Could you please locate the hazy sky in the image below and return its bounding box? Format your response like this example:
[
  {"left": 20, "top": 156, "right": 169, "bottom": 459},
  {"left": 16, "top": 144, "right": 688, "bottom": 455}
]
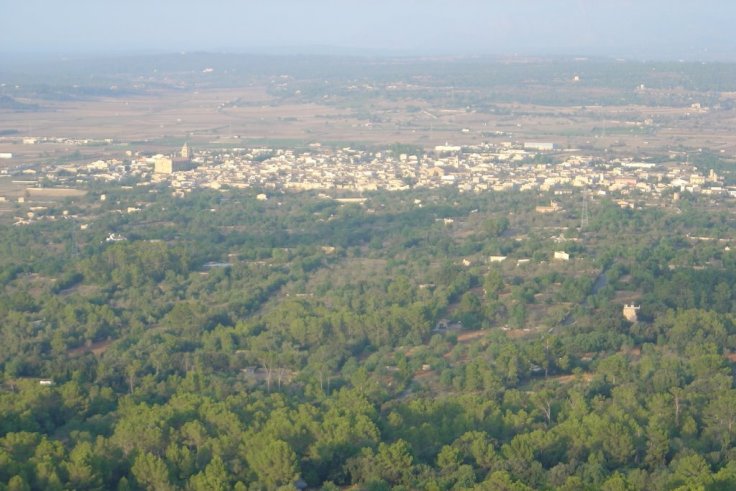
[{"left": 2, "top": 0, "right": 734, "bottom": 59}]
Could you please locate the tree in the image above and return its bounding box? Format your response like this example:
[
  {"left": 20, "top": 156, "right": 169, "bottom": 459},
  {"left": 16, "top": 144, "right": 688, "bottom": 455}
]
[
  {"left": 275, "top": 342, "right": 300, "bottom": 390},
  {"left": 713, "top": 281, "right": 732, "bottom": 313},
  {"left": 374, "top": 440, "right": 414, "bottom": 485},
  {"left": 596, "top": 353, "right": 630, "bottom": 386},
  {"left": 600, "top": 420, "right": 637, "bottom": 467},
  {"left": 669, "top": 453, "right": 714, "bottom": 490},
  {"left": 131, "top": 452, "right": 174, "bottom": 491},
  {"left": 453, "top": 431, "right": 497, "bottom": 471},
  {"left": 187, "top": 456, "right": 229, "bottom": 491},
  {"left": 530, "top": 388, "right": 556, "bottom": 427},
  {"left": 7, "top": 475, "right": 31, "bottom": 491},
  {"left": 484, "top": 267, "right": 504, "bottom": 299},
  {"left": 704, "top": 390, "right": 736, "bottom": 451},
  {"left": 644, "top": 425, "right": 670, "bottom": 470},
  {"left": 601, "top": 472, "right": 628, "bottom": 491},
  {"left": 509, "top": 303, "right": 527, "bottom": 329},
  {"left": 249, "top": 331, "right": 281, "bottom": 392},
  {"left": 479, "top": 470, "right": 534, "bottom": 491},
  {"left": 307, "top": 345, "right": 343, "bottom": 394},
  {"left": 66, "top": 441, "right": 103, "bottom": 490},
  {"left": 457, "top": 292, "right": 483, "bottom": 329},
  {"left": 245, "top": 439, "right": 299, "bottom": 489},
  {"left": 528, "top": 337, "right": 564, "bottom": 378}
]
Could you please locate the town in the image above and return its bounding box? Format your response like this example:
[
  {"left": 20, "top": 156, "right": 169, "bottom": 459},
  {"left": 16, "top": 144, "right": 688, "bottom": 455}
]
[{"left": 1, "top": 139, "right": 727, "bottom": 212}]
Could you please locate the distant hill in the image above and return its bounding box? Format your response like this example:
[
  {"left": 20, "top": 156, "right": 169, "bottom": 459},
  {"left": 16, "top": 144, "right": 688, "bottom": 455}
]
[{"left": 0, "top": 95, "right": 40, "bottom": 111}]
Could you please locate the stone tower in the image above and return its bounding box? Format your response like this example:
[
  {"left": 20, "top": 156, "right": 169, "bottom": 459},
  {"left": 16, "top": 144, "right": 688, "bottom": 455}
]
[{"left": 623, "top": 304, "right": 640, "bottom": 322}]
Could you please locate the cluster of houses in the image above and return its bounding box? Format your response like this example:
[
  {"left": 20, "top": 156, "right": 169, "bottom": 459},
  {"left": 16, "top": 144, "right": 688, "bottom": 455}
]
[
  {"left": 4, "top": 141, "right": 730, "bottom": 205},
  {"left": 44, "top": 141, "right": 721, "bottom": 198}
]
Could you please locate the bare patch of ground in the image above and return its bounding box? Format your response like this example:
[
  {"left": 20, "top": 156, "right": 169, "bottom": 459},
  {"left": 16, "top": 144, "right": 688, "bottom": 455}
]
[{"left": 68, "top": 339, "right": 115, "bottom": 358}]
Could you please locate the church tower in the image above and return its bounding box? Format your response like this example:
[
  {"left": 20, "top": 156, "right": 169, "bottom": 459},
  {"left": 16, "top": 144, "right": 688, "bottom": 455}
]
[{"left": 180, "top": 142, "right": 190, "bottom": 160}]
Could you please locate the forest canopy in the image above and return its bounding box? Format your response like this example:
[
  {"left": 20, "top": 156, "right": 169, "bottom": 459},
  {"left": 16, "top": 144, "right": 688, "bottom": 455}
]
[{"left": 2, "top": 184, "right": 736, "bottom": 490}]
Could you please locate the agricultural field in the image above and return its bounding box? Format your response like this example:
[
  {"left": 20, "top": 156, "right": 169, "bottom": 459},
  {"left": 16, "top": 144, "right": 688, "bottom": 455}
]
[{"left": 4, "top": 56, "right": 736, "bottom": 169}]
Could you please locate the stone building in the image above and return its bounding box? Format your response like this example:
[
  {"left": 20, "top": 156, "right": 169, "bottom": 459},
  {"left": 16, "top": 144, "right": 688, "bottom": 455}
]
[
  {"left": 623, "top": 304, "right": 640, "bottom": 322},
  {"left": 155, "top": 143, "right": 195, "bottom": 174}
]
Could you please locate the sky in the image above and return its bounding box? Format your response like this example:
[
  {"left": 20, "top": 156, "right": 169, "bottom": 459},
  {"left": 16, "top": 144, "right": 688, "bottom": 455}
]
[{"left": 2, "top": 0, "right": 735, "bottom": 60}]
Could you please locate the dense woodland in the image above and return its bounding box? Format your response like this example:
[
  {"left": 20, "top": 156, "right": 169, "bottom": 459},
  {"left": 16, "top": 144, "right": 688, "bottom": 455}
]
[{"left": 3, "top": 183, "right": 736, "bottom": 490}]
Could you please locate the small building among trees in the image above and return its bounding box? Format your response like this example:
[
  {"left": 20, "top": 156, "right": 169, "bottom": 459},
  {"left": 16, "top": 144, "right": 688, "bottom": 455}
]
[{"left": 623, "top": 304, "right": 640, "bottom": 322}]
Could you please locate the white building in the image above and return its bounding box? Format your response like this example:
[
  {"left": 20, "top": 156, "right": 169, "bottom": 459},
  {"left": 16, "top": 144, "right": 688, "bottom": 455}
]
[
  {"left": 524, "top": 142, "right": 556, "bottom": 151},
  {"left": 553, "top": 251, "right": 570, "bottom": 261}
]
